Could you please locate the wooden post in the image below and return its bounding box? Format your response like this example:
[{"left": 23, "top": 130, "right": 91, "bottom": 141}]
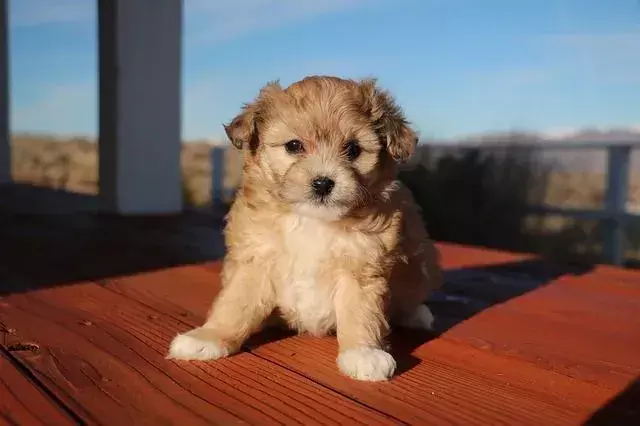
[
  {"left": 98, "top": 0, "right": 183, "bottom": 214},
  {"left": 603, "top": 145, "right": 631, "bottom": 265},
  {"left": 0, "top": 0, "right": 9, "bottom": 184}
]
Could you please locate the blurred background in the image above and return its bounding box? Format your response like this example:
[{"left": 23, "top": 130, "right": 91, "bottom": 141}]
[{"left": 6, "top": 0, "right": 640, "bottom": 266}]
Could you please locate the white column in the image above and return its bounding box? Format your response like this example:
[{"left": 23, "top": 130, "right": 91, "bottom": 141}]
[
  {"left": 98, "top": 0, "right": 183, "bottom": 214},
  {"left": 0, "top": 0, "right": 9, "bottom": 184}
]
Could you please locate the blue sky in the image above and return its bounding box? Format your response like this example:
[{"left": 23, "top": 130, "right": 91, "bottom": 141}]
[{"left": 8, "top": 0, "right": 640, "bottom": 141}]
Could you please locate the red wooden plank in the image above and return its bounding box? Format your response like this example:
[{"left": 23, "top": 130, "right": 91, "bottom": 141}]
[
  {"left": 0, "top": 282, "right": 397, "bottom": 425},
  {"left": 435, "top": 242, "right": 536, "bottom": 269},
  {"left": 250, "top": 334, "right": 599, "bottom": 425},
  {"left": 102, "top": 255, "right": 640, "bottom": 425},
  {"left": 442, "top": 275, "right": 640, "bottom": 391},
  {"left": 0, "top": 350, "right": 75, "bottom": 426}
]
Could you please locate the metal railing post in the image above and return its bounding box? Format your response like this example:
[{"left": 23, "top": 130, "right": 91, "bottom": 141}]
[
  {"left": 603, "top": 145, "right": 631, "bottom": 265},
  {"left": 210, "top": 146, "right": 225, "bottom": 206}
]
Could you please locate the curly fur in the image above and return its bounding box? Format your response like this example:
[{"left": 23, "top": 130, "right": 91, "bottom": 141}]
[{"left": 168, "top": 76, "right": 443, "bottom": 381}]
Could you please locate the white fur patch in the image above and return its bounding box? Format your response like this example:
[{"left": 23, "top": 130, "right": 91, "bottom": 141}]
[
  {"left": 166, "top": 331, "right": 230, "bottom": 361},
  {"left": 337, "top": 348, "right": 397, "bottom": 381},
  {"left": 397, "top": 304, "right": 435, "bottom": 330},
  {"left": 279, "top": 215, "right": 338, "bottom": 335},
  {"left": 293, "top": 203, "right": 346, "bottom": 222}
]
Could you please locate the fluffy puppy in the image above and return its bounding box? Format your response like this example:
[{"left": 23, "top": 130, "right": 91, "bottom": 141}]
[{"left": 168, "top": 76, "right": 443, "bottom": 381}]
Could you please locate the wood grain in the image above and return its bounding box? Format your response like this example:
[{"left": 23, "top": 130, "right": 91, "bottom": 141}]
[
  {"left": 1, "top": 282, "right": 398, "bottom": 426},
  {"left": 103, "top": 251, "right": 640, "bottom": 425},
  {"left": 251, "top": 333, "right": 609, "bottom": 425},
  {"left": 442, "top": 276, "right": 640, "bottom": 390},
  {"left": 105, "top": 263, "right": 219, "bottom": 322},
  {"left": 3, "top": 240, "right": 639, "bottom": 425},
  {"left": 0, "top": 350, "right": 75, "bottom": 426}
]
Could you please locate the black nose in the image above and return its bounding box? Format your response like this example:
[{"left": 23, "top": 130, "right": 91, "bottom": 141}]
[{"left": 311, "top": 176, "right": 335, "bottom": 197}]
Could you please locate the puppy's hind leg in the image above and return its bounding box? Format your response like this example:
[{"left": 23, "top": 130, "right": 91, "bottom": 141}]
[
  {"left": 392, "top": 304, "right": 435, "bottom": 331},
  {"left": 167, "top": 263, "right": 274, "bottom": 361}
]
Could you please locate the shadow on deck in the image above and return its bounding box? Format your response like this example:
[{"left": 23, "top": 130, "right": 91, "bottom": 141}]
[
  {"left": 2, "top": 183, "right": 639, "bottom": 424},
  {"left": 0, "top": 183, "right": 227, "bottom": 294},
  {"left": 1, "top": 183, "right": 595, "bottom": 322},
  {"left": 585, "top": 378, "right": 640, "bottom": 425}
]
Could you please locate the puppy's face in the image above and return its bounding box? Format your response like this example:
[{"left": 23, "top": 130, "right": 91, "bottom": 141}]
[{"left": 225, "top": 76, "right": 417, "bottom": 220}]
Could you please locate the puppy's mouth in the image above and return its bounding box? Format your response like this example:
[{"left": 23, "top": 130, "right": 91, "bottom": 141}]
[
  {"left": 279, "top": 172, "right": 367, "bottom": 221},
  {"left": 293, "top": 200, "right": 348, "bottom": 221},
  {"left": 285, "top": 179, "right": 349, "bottom": 220},
  {"left": 310, "top": 191, "right": 334, "bottom": 206}
]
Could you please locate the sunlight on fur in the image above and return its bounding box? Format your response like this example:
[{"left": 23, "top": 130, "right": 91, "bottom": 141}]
[{"left": 167, "top": 75, "right": 443, "bottom": 381}]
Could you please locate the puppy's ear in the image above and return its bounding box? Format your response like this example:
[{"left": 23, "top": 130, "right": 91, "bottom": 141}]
[
  {"left": 360, "top": 78, "right": 417, "bottom": 162},
  {"left": 223, "top": 104, "right": 257, "bottom": 150},
  {"left": 223, "top": 81, "right": 282, "bottom": 150}
]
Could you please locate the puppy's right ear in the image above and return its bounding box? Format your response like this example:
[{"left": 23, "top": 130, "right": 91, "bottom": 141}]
[
  {"left": 223, "top": 80, "right": 282, "bottom": 150},
  {"left": 223, "top": 105, "right": 257, "bottom": 150}
]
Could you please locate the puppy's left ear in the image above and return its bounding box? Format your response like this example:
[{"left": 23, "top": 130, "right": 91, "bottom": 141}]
[{"left": 360, "top": 78, "right": 418, "bottom": 162}]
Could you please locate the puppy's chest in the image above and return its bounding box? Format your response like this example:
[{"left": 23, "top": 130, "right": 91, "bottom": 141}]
[
  {"left": 283, "top": 218, "right": 334, "bottom": 273},
  {"left": 276, "top": 216, "right": 344, "bottom": 333}
]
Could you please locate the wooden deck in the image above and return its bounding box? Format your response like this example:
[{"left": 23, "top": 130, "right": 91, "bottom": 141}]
[{"left": 1, "top": 205, "right": 639, "bottom": 425}]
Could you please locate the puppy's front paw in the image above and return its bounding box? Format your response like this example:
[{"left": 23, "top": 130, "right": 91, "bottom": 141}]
[
  {"left": 166, "top": 327, "right": 231, "bottom": 361},
  {"left": 337, "top": 348, "right": 396, "bottom": 381}
]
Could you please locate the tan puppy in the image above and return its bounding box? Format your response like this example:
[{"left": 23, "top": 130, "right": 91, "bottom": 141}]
[{"left": 168, "top": 76, "right": 443, "bottom": 381}]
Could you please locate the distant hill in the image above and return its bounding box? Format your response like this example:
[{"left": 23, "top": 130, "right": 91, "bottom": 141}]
[{"left": 422, "top": 127, "right": 640, "bottom": 173}]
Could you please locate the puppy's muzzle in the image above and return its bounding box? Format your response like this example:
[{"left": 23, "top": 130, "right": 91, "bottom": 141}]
[{"left": 311, "top": 176, "right": 335, "bottom": 198}]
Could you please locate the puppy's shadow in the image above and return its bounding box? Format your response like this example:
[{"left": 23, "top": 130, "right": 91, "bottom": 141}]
[
  {"left": 241, "top": 257, "right": 592, "bottom": 377},
  {"left": 243, "top": 322, "right": 431, "bottom": 375},
  {"left": 389, "top": 327, "right": 436, "bottom": 375},
  {"left": 244, "top": 326, "right": 296, "bottom": 349},
  {"left": 391, "top": 257, "right": 593, "bottom": 376}
]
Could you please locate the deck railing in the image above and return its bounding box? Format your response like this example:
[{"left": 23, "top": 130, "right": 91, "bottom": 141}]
[{"left": 210, "top": 141, "right": 639, "bottom": 265}]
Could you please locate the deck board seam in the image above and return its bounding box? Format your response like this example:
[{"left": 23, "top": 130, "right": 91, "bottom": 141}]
[
  {"left": 248, "top": 349, "right": 410, "bottom": 425},
  {"left": 99, "top": 281, "right": 402, "bottom": 424},
  {"left": 0, "top": 346, "right": 85, "bottom": 425},
  {"left": 96, "top": 281, "right": 198, "bottom": 329}
]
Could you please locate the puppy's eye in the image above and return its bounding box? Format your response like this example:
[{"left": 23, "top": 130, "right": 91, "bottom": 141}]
[
  {"left": 285, "top": 140, "right": 304, "bottom": 154},
  {"left": 344, "top": 140, "right": 361, "bottom": 161}
]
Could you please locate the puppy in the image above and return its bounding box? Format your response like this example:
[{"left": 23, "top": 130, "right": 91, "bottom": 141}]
[{"left": 168, "top": 76, "right": 443, "bottom": 381}]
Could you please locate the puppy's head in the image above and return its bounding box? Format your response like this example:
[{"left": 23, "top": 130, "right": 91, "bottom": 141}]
[{"left": 224, "top": 76, "right": 417, "bottom": 220}]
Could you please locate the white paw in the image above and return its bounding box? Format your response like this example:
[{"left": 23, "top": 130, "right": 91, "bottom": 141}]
[
  {"left": 397, "top": 304, "right": 435, "bottom": 330},
  {"left": 166, "top": 329, "right": 230, "bottom": 361},
  {"left": 337, "top": 348, "right": 396, "bottom": 381}
]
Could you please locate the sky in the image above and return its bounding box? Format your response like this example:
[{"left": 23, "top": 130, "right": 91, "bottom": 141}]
[{"left": 8, "top": 0, "right": 640, "bottom": 142}]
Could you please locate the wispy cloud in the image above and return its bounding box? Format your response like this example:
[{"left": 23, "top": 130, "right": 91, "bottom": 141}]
[
  {"left": 10, "top": 0, "right": 374, "bottom": 44},
  {"left": 11, "top": 77, "right": 226, "bottom": 140},
  {"left": 12, "top": 81, "right": 96, "bottom": 135},
  {"left": 471, "top": 66, "right": 553, "bottom": 88},
  {"left": 185, "top": 0, "right": 372, "bottom": 45},
  {"left": 547, "top": 32, "right": 640, "bottom": 55},
  {"left": 9, "top": 0, "right": 94, "bottom": 27},
  {"left": 181, "top": 74, "right": 232, "bottom": 140},
  {"left": 540, "top": 32, "right": 640, "bottom": 84}
]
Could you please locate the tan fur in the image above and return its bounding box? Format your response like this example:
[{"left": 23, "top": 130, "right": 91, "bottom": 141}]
[{"left": 168, "top": 76, "right": 443, "bottom": 381}]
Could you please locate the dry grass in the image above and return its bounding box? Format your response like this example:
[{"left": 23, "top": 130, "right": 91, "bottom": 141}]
[
  {"left": 12, "top": 134, "right": 640, "bottom": 209},
  {"left": 11, "top": 134, "right": 243, "bottom": 206},
  {"left": 400, "top": 146, "right": 640, "bottom": 264},
  {"left": 9, "top": 134, "right": 640, "bottom": 264}
]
